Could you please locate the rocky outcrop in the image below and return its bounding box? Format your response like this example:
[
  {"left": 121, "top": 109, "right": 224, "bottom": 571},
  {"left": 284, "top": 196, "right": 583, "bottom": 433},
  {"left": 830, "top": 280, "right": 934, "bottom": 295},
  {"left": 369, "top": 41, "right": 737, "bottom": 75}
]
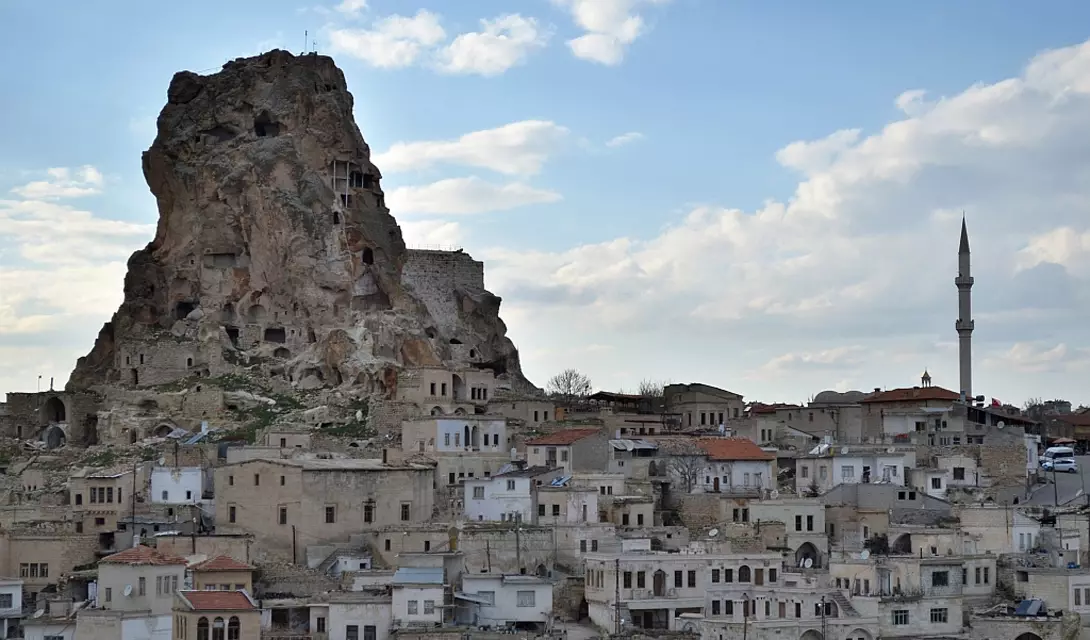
[{"left": 67, "top": 50, "right": 531, "bottom": 399}]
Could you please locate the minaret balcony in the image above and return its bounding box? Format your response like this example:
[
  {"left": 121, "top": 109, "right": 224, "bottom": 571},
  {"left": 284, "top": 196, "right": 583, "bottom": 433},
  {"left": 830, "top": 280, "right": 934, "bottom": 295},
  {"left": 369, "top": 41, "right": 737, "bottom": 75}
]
[
  {"left": 955, "top": 319, "right": 975, "bottom": 332},
  {"left": 954, "top": 275, "right": 974, "bottom": 286}
]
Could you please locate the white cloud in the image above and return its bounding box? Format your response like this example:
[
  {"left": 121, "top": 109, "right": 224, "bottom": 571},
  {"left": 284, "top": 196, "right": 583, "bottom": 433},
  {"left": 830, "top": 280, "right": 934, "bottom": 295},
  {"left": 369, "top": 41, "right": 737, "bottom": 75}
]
[
  {"left": 387, "top": 177, "right": 561, "bottom": 215},
  {"left": 437, "top": 15, "right": 550, "bottom": 77},
  {"left": 328, "top": 10, "right": 445, "bottom": 69},
  {"left": 483, "top": 38, "right": 1090, "bottom": 402},
  {"left": 750, "top": 346, "right": 868, "bottom": 379},
  {"left": 373, "top": 120, "right": 570, "bottom": 176},
  {"left": 605, "top": 131, "right": 645, "bottom": 148},
  {"left": 553, "top": 0, "right": 669, "bottom": 65},
  {"left": 400, "top": 220, "right": 464, "bottom": 248},
  {"left": 334, "top": 0, "right": 367, "bottom": 18},
  {"left": 10, "top": 166, "right": 105, "bottom": 200},
  {"left": 983, "top": 342, "right": 1090, "bottom": 374}
]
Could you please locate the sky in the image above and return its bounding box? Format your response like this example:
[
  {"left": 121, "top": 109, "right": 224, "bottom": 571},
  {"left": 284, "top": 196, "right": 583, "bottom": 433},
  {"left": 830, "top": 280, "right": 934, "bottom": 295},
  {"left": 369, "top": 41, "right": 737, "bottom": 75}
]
[{"left": 2, "top": 1, "right": 1090, "bottom": 406}]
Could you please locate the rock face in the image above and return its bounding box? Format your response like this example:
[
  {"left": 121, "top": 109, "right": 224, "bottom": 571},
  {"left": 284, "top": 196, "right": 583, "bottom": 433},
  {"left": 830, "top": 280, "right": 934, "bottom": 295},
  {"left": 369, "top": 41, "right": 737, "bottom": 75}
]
[{"left": 68, "top": 50, "right": 530, "bottom": 398}]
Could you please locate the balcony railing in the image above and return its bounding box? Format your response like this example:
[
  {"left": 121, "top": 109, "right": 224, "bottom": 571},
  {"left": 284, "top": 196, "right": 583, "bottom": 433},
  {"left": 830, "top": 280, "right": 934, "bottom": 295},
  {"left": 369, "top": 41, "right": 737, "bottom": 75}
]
[{"left": 261, "top": 626, "right": 327, "bottom": 640}]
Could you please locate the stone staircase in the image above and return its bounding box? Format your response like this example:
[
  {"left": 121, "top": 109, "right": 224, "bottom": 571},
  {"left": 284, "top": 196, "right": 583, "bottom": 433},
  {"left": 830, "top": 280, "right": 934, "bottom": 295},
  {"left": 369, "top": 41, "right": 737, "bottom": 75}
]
[{"left": 829, "top": 591, "right": 859, "bottom": 617}]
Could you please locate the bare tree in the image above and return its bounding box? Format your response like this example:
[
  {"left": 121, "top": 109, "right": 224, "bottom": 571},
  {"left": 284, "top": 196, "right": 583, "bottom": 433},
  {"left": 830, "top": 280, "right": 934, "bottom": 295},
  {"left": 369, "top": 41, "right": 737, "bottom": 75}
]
[
  {"left": 547, "top": 369, "right": 593, "bottom": 407},
  {"left": 667, "top": 455, "right": 705, "bottom": 493},
  {"left": 638, "top": 379, "right": 670, "bottom": 399}
]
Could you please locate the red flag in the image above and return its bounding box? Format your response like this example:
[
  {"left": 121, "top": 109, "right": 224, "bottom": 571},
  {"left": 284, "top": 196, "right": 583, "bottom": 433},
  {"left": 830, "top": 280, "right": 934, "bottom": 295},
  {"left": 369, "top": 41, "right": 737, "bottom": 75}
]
[{"left": 991, "top": 398, "right": 1001, "bottom": 407}]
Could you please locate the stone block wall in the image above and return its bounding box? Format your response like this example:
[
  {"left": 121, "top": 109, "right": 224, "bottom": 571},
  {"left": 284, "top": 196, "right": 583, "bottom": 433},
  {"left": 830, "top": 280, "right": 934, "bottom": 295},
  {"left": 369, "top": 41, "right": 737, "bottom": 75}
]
[{"left": 401, "top": 249, "right": 484, "bottom": 335}]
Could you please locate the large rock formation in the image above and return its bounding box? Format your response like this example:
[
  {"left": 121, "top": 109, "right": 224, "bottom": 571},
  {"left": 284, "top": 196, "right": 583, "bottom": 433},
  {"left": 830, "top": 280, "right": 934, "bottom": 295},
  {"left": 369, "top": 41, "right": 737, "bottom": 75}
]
[{"left": 68, "top": 50, "right": 529, "bottom": 401}]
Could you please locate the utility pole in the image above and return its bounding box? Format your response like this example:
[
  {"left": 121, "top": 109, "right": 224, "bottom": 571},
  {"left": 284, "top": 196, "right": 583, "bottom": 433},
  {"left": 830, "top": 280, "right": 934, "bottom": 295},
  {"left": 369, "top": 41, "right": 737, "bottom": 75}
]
[
  {"left": 131, "top": 460, "right": 137, "bottom": 545},
  {"left": 515, "top": 513, "right": 522, "bottom": 574},
  {"left": 486, "top": 540, "right": 492, "bottom": 573},
  {"left": 614, "top": 558, "right": 621, "bottom": 636}
]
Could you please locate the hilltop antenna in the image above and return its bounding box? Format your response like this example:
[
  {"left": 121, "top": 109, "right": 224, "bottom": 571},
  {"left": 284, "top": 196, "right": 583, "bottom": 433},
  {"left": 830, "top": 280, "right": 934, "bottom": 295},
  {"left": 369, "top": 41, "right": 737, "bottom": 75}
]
[{"left": 304, "top": 30, "right": 308, "bottom": 54}]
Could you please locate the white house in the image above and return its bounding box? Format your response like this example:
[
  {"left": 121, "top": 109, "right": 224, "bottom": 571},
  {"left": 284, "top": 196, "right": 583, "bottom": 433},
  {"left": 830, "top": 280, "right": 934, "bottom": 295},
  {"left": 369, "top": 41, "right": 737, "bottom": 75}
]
[
  {"left": 694, "top": 438, "right": 775, "bottom": 495},
  {"left": 150, "top": 467, "right": 203, "bottom": 504},
  {"left": 464, "top": 466, "right": 560, "bottom": 523},
  {"left": 22, "top": 619, "right": 75, "bottom": 640},
  {"left": 456, "top": 574, "right": 552, "bottom": 631},
  {"left": 796, "top": 444, "right": 915, "bottom": 494},
  {"left": 434, "top": 418, "right": 507, "bottom": 452},
  {"left": 326, "top": 592, "right": 392, "bottom": 640},
  {"left": 392, "top": 567, "right": 445, "bottom": 627},
  {"left": 0, "top": 579, "right": 22, "bottom": 640}
]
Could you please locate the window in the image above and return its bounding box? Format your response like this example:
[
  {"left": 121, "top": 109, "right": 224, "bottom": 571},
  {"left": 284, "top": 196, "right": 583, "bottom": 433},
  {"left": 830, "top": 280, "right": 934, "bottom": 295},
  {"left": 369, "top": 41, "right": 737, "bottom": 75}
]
[
  {"left": 953, "top": 467, "right": 965, "bottom": 480},
  {"left": 363, "top": 625, "right": 376, "bottom": 640},
  {"left": 517, "top": 591, "right": 536, "bottom": 607},
  {"left": 325, "top": 506, "right": 336, "bottom": 523},
  {"left": 591, "top": 540, "right": 598, "bottom": 551},
  {"left": 561, "top": 450, "right": 569, "bottom": 462},
  {"left": 105, "top": 587, "right": 112, "bottom": 602},
  {"left": 228, "top": 475, "right": 234, "bottom": 486},
  {"left": 806, "top": 515, "right": 814, "bottom": 531},
  {"left": 95, "top": 517, "right": 105, "bottom": 526},
  {"left": 75, "top": 493, "right": 82, "bottom": 505},
  {"left": 107, "top": 487, "right": 114, "bottom": 502},
  {"left": 769, "top": 568, "right": 777, "bottom": 582},
  {"left": 424, "top": 600, "right": 435, "bottom": 614},
  {"left": 622, "top": 514, "right": 629, "bottom": 526},
  {"left": 724, "top": 568, "right": 733, "bottom": 582},
  {"left": 430, "top": 382, "right": 436, "bottom": 396},
  {"left": 983, "top": 567, "right": 990, "bottom": 584},
  {"left": 841, "top": 466, "right": 854, "bottom": 479},
  {"left": 441, "top": 383, "right": 447, "bottom": 396},
  {"left": 538, "top": 504, "right": 546, "bottom": 516},
  {"left": 139, "top": 576, "right": 146, "bottom": 596},
  {"left": 801, "top": 466, "right": 809, "bottom": 478},
  {"left": 346, "top": 626, "right": 359, "bottom": 640},
  {"left": 623, "top": 572, "right": 632, "bottom": 588},
  {"left": 279, "top": 476, "right": 285, "bottom": 486},
  {"left": 254, "top": 474, "right": 260, "bottom": 486},
  {"left": 712, "top": 569, "right": 720, "bottom": 583},
  {"left": 506, "top": 480, "right": 516, "bottom": 491},
  {"left": 279, "top": 507, "right": 287, "bottom": 525},
  {"left": 553, "top": 505, "right": 561, "bottom": 516},
  {"left": 674, "top": 570, "right": 683, "bottom": 587},
  {"left": 726, "top": 601, "right": 734, "bottom": 615},
  {"left": 930, "top": 608, "right": 948, "bottom": 623},
  {"left": 401, "top": 502, "right": 411, "bottom": 521},
  {"left": 162, "top": 490, "right": 170, "bottom": 500},
  {"left": 931, "top": 477, "right": 942, "bottom": 489},
  {"left": 712, "top": 600, "right": 721, "bottom": 615},
  {"left": 229, "top": 506, "right": 237, "bottom": 523},
  {"left": 795, "top": 515, "right": 802, "bottom": 531},
  {"left": 364, "top": 502, "right": 374, "bottom": 523},
  {"left": 385, "top": 539, "right": 391, "bottom": 551},
  {"left": 407, "top": 600, "right": 418, "bottom": 615},
  {"left": 470, "top": 486, "right": 485, "bottom": 499},
  {"left": 738, "top": 566, "right": 751, "bottom": 582},
  {"left": 580, "top": 540, "right": 587, "bottom": 552},
  {"left": 932, "top": 571, "right": 949, "bottom": 587},
  {"left": 637, "top": 572, "right": 646, "bottom": 588},
  {"left": 893, "top": 610, "right": 910, "bottom": 625},
  {"left": 687, "top": 570, "right": 696, "bottom": 588}
]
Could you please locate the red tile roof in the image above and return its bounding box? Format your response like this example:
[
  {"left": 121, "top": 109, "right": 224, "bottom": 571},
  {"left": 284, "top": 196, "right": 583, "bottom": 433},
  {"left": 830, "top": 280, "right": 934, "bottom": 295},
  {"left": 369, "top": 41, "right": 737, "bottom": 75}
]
[
  {"left": 100, "top": 545, "right": 188, "bottom": 566},
  {"left": 527, "top": 428, "right": 600, "bottom": 446},
  {"left": 748, "top": 403, "right": 802, "bottom": 415},
  {"left": 860, "top": 386, "right": 960, "bottom": 404},
  {"left": 697, "top": 437, "right": 775, "bottom": 461},
  {"left": 178, "top": 590, "right": 256, "bottom": 611},
  {"left": 1058, "top": 414, "right": 1090, "bottom": 427},
  {"left": 191, "top": 555, "right": 254, "bottom": 572}
]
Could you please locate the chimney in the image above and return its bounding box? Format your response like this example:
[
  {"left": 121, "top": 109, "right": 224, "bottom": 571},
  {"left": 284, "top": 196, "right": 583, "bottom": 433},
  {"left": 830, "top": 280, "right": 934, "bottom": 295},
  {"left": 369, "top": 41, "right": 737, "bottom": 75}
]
[
  {"left": 874, "top": 388, "right": 881, "bottom": 393},
  {"left": 381, "top": 448, "right": 388, "bottom": 464}
]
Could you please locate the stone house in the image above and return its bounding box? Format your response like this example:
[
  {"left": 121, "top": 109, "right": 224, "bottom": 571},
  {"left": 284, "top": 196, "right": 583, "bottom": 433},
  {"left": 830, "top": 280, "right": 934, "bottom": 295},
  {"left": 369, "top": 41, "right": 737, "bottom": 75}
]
[
  {"left": 488, "top": 394, "right": 556, "bottom": 427},
  {"left": 607, "top": 439, "right": 660, "bottom": 479},
  {"left": 749, "top": 499, "right": 828, "bottom": 569},
  {"left": 213, "top": 457, "right": 434, "bottom": 562},
  {"left": 396, "top": 366, "right": 496, "bottom": 416},
  {"left": 956, "top": 506, "right": 1042, "bottom": 554},
  {"left": 174, "top": 590, "right": 260, "bottom": 640},
  {"left": 261, "top": 427, "right": 312, "bottom": 449},
  {"left": 456, "top": 574, "right": 552, "bottom": 630},
  {"left": 401, "top": 416, "right": 508, "bottom": 455},
  {"left": 463, "top": 466, "right": 562, "bottom": 523},
  {"left": 694, "top": 437, "right": 776, "bottom": 495},
  {"left": 534, "top": 484, "right": 598, "bottom": 525},
  {"left": 150, "top": 466, "right": 203, "bottom": 505},
  {"left": 95, "top": 546, "right": 187, "bottom": 613},
  {"left": 664, "top": 383, "right": 745, "bottom": 430},
  {"left": 526, "top": 429, "right": 609, "bottom": 473},
  {"left": 859, "top": 385, "right": 961, "bottom": 441},
  {"left": 584, "top": 543, "right": 782, "bottom": 631},
  {"left": 323, "top": 591, "right": 392, "bottom": 640},
  {"left": 0, "top": 527, "right": 99, "bottom": 603},
  {"left": 190, "top": 555, "right": 254, "bottom": 592},
  {"left": 795, "top": 444, "right": 915, "bottom": 495},
  {"left": 392, "top": 567, "right": 446, "bottom": 627},
  {"left": 822, "top": 484, "right": 951, "bottom": 550},
  {"left": 70, "top": 465, "right": 144, "bottom": 539},
  {"left": 0, "top": 578, "right": 21, "bottom": 640},
  {"left": 911, "top": 453, "right": 980, "bottom": 499}
]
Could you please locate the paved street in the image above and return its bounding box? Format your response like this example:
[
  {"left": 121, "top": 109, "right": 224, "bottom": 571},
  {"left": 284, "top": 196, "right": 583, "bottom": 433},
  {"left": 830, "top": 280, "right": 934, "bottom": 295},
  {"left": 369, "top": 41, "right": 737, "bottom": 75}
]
[{"left": 1025, "top": 455, "right": 1090, "bottom": 506}]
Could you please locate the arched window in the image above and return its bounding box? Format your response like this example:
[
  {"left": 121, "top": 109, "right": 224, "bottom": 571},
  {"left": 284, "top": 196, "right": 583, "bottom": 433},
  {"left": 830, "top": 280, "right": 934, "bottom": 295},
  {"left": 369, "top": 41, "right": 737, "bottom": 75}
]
[
  {"left": 213, "top": 616, "right": 226, "bottom": 640},
  {"left": 228, "top": 616, "right": 241, "bottom": 640},
  {"left": 197, "top": 617, "right": 210, "bottom": 640},
  {"left": 738, "top": 565, "right": 751, "bottom": 582}
]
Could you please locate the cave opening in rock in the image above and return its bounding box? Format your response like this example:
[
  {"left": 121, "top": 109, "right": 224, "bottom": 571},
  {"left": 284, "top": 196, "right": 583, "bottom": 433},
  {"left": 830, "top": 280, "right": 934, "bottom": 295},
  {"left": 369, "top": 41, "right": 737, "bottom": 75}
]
[
  {"left": 333, "top": 211, "right": 340, "bottom": 224},
  {"left": 43, "top": 396, "right": 66, "bottom": 423},
  {"left": 221, "top": 303, "right": 236, "bottom": 322},
  {"left": 350, "top": 171, "right": 364, "bottom": 188},
  {"left": 362, "top": 248, "right": 374, "bottom": 265},
  {"left": 254, "top": 111, "right": 281, "bottom": 137},
  {"left": 307, "top": 327, "right": 317, "bottom": 343},
  {"left": 449, "top": 338, "right": 463, "bottom": 345},
  {"left": 340, "top": 193, "right": 352, "bottom": 207},
  {"left": 264, "top": 327, "right": 287, "bottom": 343},
  {"left": 130, "top": 369, "right": 139, "bottom": 385},
  {"left": 247, "top": 304, "right": 267, "bottom": 323},
  {"left": 225, "top": 326, "right": 240, "bottom": 347},
  {"left": 273, "top": 347, "right": 291, "bottom": 359},
  {"left": 186, "top": 357, "right": 194, "bottom": 367},
  {"left": 175, "top": 301, "right": 196, "bottom": 320}
]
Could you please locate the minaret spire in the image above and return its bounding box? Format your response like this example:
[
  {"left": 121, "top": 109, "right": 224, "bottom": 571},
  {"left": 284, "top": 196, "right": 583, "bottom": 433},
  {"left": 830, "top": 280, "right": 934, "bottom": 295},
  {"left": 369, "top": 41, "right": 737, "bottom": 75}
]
[{"left": 955, "top": 215, "right": 974, "bottom": 400}]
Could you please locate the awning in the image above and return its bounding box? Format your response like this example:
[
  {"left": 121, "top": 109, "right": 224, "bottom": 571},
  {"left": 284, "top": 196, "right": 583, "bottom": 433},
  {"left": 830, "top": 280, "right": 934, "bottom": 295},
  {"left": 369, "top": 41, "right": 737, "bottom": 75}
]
[{"left": 454, "top": 592, "right": 493, "bottom": 605}]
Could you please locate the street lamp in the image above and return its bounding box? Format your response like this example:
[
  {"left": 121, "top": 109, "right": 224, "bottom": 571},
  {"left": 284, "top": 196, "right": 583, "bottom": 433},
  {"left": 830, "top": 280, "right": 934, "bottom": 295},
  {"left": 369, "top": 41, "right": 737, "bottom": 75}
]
[{"left": 742, "top": 593, "right": 749, "bottom": 640}]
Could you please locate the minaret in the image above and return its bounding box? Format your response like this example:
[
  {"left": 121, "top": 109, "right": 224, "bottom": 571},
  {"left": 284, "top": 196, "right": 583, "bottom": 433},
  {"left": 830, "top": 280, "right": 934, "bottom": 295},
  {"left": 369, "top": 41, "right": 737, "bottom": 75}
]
[{"left": 955, "top": 217, "right": 974, "bottom": 399}]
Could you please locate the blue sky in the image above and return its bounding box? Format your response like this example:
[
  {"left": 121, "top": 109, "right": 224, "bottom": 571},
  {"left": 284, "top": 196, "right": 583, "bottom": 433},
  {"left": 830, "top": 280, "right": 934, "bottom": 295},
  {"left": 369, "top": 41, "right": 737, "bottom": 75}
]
[{"left": 3, "top": 0, "right": 1090, "bottom": 406}]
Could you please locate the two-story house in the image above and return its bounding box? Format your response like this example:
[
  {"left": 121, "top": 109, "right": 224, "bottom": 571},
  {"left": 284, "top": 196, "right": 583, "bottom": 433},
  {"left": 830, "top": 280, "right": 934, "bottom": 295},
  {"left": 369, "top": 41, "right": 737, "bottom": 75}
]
[
  {"left": 463, "top": 466, "right": 562, "bottom": 523},
  {"left": 190, "top": 556, "right": 255, "bottom": 592},
  {"left": 695, "top": 438, "right": 776, "bottom": 495},
  {"left": 174, "top": 590, "right": 260, "bottom": 640},
  {"left": 664, "top": 383, "right": 746, "bottom": 429},
  {"left": 77, "top": 545, "right": 188, "bottom": 639},
  {"left": 526, "top": 429, "right": 609, "bottom": 473}
]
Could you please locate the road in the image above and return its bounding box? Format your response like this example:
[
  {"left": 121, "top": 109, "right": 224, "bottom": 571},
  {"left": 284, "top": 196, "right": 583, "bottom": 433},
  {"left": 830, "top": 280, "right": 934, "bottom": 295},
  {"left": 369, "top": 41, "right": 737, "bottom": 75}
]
[{"left": 1025, "top": 455, "right": 1090, "bottom": 506}]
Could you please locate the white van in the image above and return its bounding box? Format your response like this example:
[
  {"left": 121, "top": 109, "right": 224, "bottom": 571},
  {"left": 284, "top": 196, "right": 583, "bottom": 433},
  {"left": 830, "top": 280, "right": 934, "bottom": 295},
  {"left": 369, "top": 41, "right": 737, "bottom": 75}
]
[{"left": 1040, "top": 446, "right": 1076, "bottom": 465}]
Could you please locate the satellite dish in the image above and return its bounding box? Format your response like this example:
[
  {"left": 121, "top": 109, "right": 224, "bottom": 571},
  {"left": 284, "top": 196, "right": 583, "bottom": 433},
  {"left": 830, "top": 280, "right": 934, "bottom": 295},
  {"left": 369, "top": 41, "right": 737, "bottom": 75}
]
[
  {"left": 997, "top": 421, "right": 1005, "bottom": 429},
  {"left": 33, "top": 609, "right": 44, "bottom": 619},
  {"left": 860, "top": 549, "right": 871, "bottom": 560},
  {"left": 708, "top": 528, "right": 719, "bottom": 538},
  {"left": 886, "top": 447, "right": 895, "bottom": 454},
  {"left": 770, "top": 490, "right": 780, "bottom": 499},
  {"left": 804, "top": 558, "right": 814, "bottom": 568},
  {"left": 841, "top": 447, "right": 849, "bottom": 454},
  {"left": 123, "top": 584, "right": 133, "bottom": 597},
  {"left": 158, "top": 457, "right": 166, "bottom": 466}
]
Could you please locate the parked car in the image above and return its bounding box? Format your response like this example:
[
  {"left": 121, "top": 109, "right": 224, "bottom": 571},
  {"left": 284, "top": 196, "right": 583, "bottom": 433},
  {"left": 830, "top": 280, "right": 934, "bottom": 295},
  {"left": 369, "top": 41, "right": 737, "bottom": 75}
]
[{"left": 1042, "top": 458, "right": 1078, "bottom": 473}]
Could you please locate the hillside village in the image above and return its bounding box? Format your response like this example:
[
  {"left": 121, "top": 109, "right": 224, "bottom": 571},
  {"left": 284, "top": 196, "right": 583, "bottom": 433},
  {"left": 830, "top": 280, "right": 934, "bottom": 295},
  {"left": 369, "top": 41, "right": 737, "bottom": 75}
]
[{"left": 2, "top": 49, "right": 1090, "bottom": 640}]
